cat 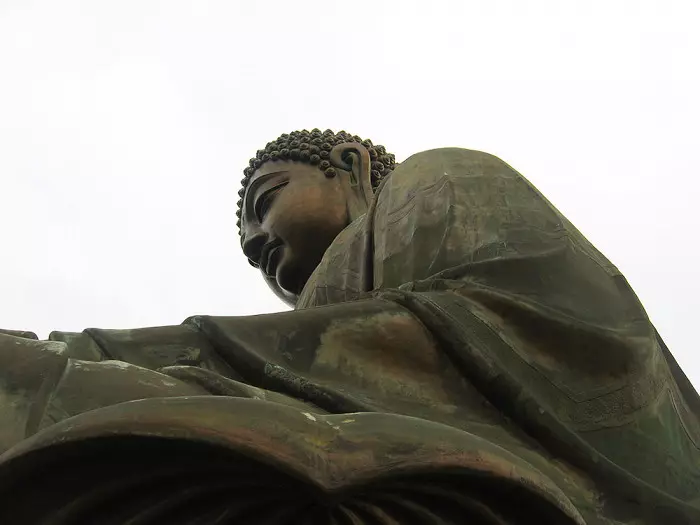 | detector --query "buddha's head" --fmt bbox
[238,129,395,305]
